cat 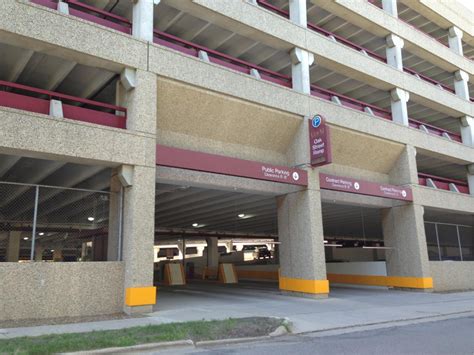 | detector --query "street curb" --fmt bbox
[62,325,289,353]
[195,335,272,347]
[62,339,194,354]
[195,324,289,347]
